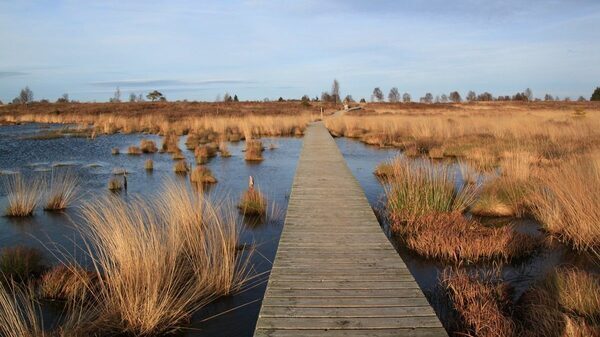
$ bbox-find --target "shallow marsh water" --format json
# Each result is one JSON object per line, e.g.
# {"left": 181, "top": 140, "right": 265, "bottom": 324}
{"left": 0, "top": 123, "right": 301, "bottom": 337}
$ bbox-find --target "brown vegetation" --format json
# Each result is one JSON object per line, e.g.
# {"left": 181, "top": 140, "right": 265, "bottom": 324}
{"left": 144, "top": 159, "right": 153, "bottom": 171}
{"left": 41, "top": 264, "right": 96, "bottom": 302}
{"left": 44, "top": 170, "right": 79, "bottom": 211}
{"left": 107, "top": 177, "right": 122, "bottom": 191}
{"left": 238, "top": 187, "right": 267, "bottom": 216}
{"left": 190, "top": 166, "right": 217, "bottom": 184}
{"left": 0, "top": 246, "right": 45, "bottom": 282}
{"left": 140, "top": 139, "right": 158, "bottom": 153}
{"left": 174, "top": 160, "right": 189, "bottom": 174}
{"left": 2, "top": 174, "right": 43, "bottom": 216}
{"left": 244, "top": 140, "right": 264, "bottom": 161}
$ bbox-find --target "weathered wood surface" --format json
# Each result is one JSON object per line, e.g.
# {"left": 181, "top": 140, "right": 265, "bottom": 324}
{"left": 254, "top": 122, "right": 447, "bottom": 336}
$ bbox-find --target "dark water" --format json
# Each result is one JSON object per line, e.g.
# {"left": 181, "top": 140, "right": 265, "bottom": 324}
{"left": 0, "top": 123, "right": 301, "bottom": 337}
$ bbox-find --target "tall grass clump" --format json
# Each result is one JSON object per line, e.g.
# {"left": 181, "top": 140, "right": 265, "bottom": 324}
{"left": 140, "top": 139, "right": 158, "bottom": 153}
{"left": 385, "top": 158, "right": 478, "bottom": 225}
{"left": 40, "top": 264, "right": 96, "bottom": 302}
{"left": 528, "top": 156, "right": 600, "bottom": 255}
{"left": 3, "top": 174, "right": 43, "bottom": 217}
{"left": 127, "top": 146, "right": 142, "bottom": 155}
{"left": 107, "top": 177, "right": 122, "bottom": 191}
{"left": 0, "top": 281, "right": 44, "bottom": 337}
{"left": 238, "top": 187, "right": 267, "bottom": 216}
{"left": 0, "top": 246, "right": 45, "bottom": 283}
{"left": 174, "top": 160, "right": 189, "bottom": 174}
{"left": 44, "top": 170, "right": 79, "bottom": 211}
{"left": 161, "top": 133, "right": 180, "bottom": 153}
{"left": 190, "top": 166, "right": 217, "bottom": 184}
{"left": 78, "top": 180, "right": 251, "bottom": 335}
{"left": 145, "top": 159, "right": 153, "bottom": 171}
{"left": 244, "top": 140, "right": 264, "bottom": 161}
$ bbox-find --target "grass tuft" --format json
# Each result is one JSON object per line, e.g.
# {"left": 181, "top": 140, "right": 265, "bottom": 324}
{"left": 44, "top": 170, "right": 79, "bottom": 211}
{"left": 140, "top": 139, "right": 158, "bottom": 153}
{"left": 174, "top": 160, "right": 189, "bottom": 174}
{"left": 3, "top": 174, "right": 43, "bottom": 217}
{"left": 190, "top": 166, "right": 217, "bottom": 184}
{"left": 107, "top": 177, "right": 122, "bottom": 191}
{"left": 144, "top": 159, "right": 153, "bottom": 171}
{"left": 238, "top": 187, "right": 267, "bottom": 216}
{"left": 244, "top": 140, "right": 264, "bottom": 161}
{"left": 127, "top": 146, "right": 142, "bottom": 155}
{"left": 41, "top": 264, "right": 97, "bottom": 302}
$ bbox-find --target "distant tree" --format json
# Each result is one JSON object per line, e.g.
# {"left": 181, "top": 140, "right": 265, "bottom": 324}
{"left": 19, "top": 86, "right": 33, "bottom": 104}
{"left": 544, "top": 94, "right": 554, "bottom": 101}
{"left": 11, "top": 97, "right": 21, "bottom": 104}
{"left": 301, "top": 95, "right": 310, "bottom": 102}
{"left": 420, "top": 93, "right": 433, "bottom": 103}
{"left": 524, "top": 88, "right": 533, "bottom": 101}
{"left": 477, "top": 92, "right": 493, "bottom": 101}
{"left": 331, "top": 79, "right": 340, "bottom": 104}
{"left": 360, "top": 98, "right": 366, "bottom": 103}
{"left": 440, "top": 94, "right": 449, "bottom": 103}
{"left": 577, "top": 96, "right": 586, "bottom": 102}
{"left": 129, "top": 93, "right": 137, "bottom": 102}
{"left": 138, "top": 93, "right": 144, "bottom": 102}
{"left": 57, "top": 93, "right": 69, "bottom": 103}
{"left": 591, "top": 87, "right": 600, "bottom": 101}
{"left": 402, "top": 92, "right": 411, "bottom": 103}
{"left": 263, "top": 97, "right": 270, "bottom": 102}
{"left": 314, "top": 96, "right": 319, "bottom": 101}
{"left": 109, "top": 87, "right": 121, "bottom": 103}
{"left": 233, "top": 94, "right": 239, "bottom": 102}
{"left": 563, "top": 97, "right": 571, "bottom": 102}
{"left": 40, "top": 99, "right": 49, "bottom": 103}
{"left": 146, "top": 90, "right": 164, "bottom": 102}
{"left": 215, "top": 94, "right": 222, "bottom": 102}
{"left": 0, "top": 99, "right": 3, "bottom": 105}
{"left": 321, "top": 92, "right": 331, "bottom": 102}
{"left": 223, "top": 93, "right": 232, "bottom": 102}
{"left": 343, "top": 95, "right": 354, "bottom": 103}
{"left": 388, "top": 87, "right": 400, "bottom": 103}
{"left": 466, "top": 91, "right": 476, "bottom": 102}
{"left": 449, "top": 91, "right": 461, "bottom": 103}
{"left": 372, "top": 87, "right": 384, "bottom": 102}
{"left": 159, "top": 96, "right": 167, "bottom": 102}
{"left": 278, "top": 97, "right": 284, "bottom": 102}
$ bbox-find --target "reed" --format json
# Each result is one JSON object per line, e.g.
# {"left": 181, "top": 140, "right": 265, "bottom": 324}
{"left": 3, "top": 173, "right": 43, "bottom": 217}
{"left": 161, "top": 133, "right": 180, "bottom": 153}
{"left": 144, "top": 159, "right": 153, "bottom": 171}
{"left": 44, "top": 170, "right": 79, "bottom": 211}
{"left": 238, "top": 187, "right": 267, "bottom": 216}
{"left": 384, "top": 158, "right": 478, "bottom": 225}
{"left": 190, "top": 166, "right": 217, "bottom": 184}
{"left": 528, "top": 155, "right": 600, "bottom": 255}
{"left": 244, "top": 140, "right": 264, "bottom": 161}
{"left": 219, "top": 142, "right": 231, "bottom": 157}
{"left": 107, "top": 177, "right": 122, "bottom": 191}
{"left": 78, "top": 180, "right": 251, "bottom": 335}
{"left": 127, "top": 146, "right": 142, "bottom": 155}
{"left": 470, "top": 176, "right": 531, "bottom": 217}
{"left": 174, "top": 160, "right": 189, "bottom": 174}
{"left": 0, "top": 246, "right": 45, "bottom": 283}
{"left": 40, "top": 264, "right": 96, "bottom": 302}
{"left": 140, "top": 139, "right": 158, "bottom": 153}
{"left": 0, "top": 281, "right": 44, "bottom": 337}
{"left": 397, "top": 212, "right": 542, "bottom": 263}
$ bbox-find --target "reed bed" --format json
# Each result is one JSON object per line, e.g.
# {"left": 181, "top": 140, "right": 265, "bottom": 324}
{"left": 384, "top": 158, "right": 478, "bottom": 224}
{"left": 44, "top": 170, "right": 79, "bottom": 211}
{"left": 190, "top": 165, "right": 217, "bottom": 184}
{"left": 0, "top": 281, "right": 44, "bottom": 337}
{"left": 244, "top": 140, "right": 264, "bottom": 161}
{"left": 239, "top": 187, "right": 267, "bottom": 216}
{"left": 528, "top": 155, "right": 600, "bottom": 255}
{"left": 3, "top": 173, "right": 43, "bottom": 216}
{"left": 78, "top": 180, "right": 251, "bottom": 335}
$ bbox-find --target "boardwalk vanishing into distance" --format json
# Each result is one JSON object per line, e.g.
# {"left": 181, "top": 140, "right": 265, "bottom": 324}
{"left": 254, "top": 122, "right": 447, "bottom": 337}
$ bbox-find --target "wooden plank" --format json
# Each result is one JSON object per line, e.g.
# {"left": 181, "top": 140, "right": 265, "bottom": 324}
{"left": 254, "top": 122, "right": 447, "bottom": 337}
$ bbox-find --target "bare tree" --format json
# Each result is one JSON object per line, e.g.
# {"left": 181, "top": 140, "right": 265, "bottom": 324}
{"left": 420, "top": 93, "right": 433, "bottom": 103}
{"left": 109, "top": 87, "right": 121, "bottom": 103}
{"left": 402, "top": 92, "right": 411, "bottom": 103}
{"left": 524, "top": 88, "right": 533, "bottom": 101}
{"left": 577, "top": 96, "right": 586, "bottom": 102}
{"left": 331, "top": 79, "right": 340, "bottom": 104}
{"left": 138, "top": 93, "right": 144, "bottom": 102}
{"left": 321, "top": 92, "right": 332, "bottom": 102}
{"left": 449, "top": 91, "right": 462, "bottom": 103}
{"left": 466, "top": 91, "right": 476, "bottom": 102}
{"left": 56, "top": 93, "right": 69, "bottom": 103}
{"left": 388, "top": 87, "right": 400, "bottom": 103}
{"left": 223, "top": 92, "right": 232, "bottom": 102}
{"left": 129, "top": 93, "right": 137, "bottom": 102}
{"left": 477, "top": 92, "right": 493, "bottom": 101}
{"left": 440, "top": 94, "right": 449, "bottom": 103}
{"left": 343, "top": 95, "right": 354, "bottom": 103}
{"left": 372, "top": 87, "right": 384, "bottom": 102}
{"left": 544, "top": 94, "right": 554, "bottom": 101}
{"left": 19, "top": 86, "right": 33, "bottom": 104}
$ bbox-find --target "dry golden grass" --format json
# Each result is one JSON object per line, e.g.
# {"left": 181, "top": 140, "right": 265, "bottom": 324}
{"left": 384, "top": 157, "right": 478, "bottom": 224}
{"left": 528, "top": 155, "right": 600, "bottom": 255}
{"left": 245, "top": 140, "right": 264, "bottom": 161}
{"left": 2, "top": 174, "right": 43, "bottom": 216}
{"left": 107, "top": 177, "right": 122, "bottom": 191}
{"left": 396, "top": 212, "right": 542, "bottom": 263}
{"left": 144, "top": 159, "right": 153, "bottom": 171}
{"left": 161, "top": 133, "right": 180, "bottom": 153}
{"left": 111, "top": 147, "right": 119, "bottom": 155}
{"left": 517, "top": 268, "right": 600, "bottom": 337}
{"left": 0, "top": 281, "right": 44, "bottom": 337}
{"left": 140, "top": 139, "right": 158, "bottom": 153}
{"left": 44, "top": 170, "right": 79, "bottom": 211}
{"left": 78, "top": 180, "right": 251, "bottom": 335}
{"left": 219, "top": 142, "right": 231, "bottom": 157}
{"left": 470, "top": 176, "right": 532, "bottom": 217}
{"left": 190, "top": 165, "right": 217, "bottom": 184}
{"left": 238, "top": 187, "right": 267, "bottom": 216}
{"left": 442, "top": 268, "right": 516, "bottom": 337}
{"left": 173, "top": 160, "right": 189, "bottom": 174}
{"left": 41, "top": 264, "right": 96, "bottom": 302}
{"left": 127, "top": 146, "right": 142, "bottom": 155}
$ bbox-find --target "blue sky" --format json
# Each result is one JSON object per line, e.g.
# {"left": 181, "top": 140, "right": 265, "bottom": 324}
{"left": 1, "top": 0, "right": 599, "bottom": 102}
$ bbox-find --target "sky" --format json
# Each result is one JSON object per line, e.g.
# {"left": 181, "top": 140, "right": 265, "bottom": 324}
{"left": 1, "top": 0, "right": 599, "bottom": 102}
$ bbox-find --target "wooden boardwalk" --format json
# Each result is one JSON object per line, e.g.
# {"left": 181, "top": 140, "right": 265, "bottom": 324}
{"left": 254, "top": 122, "right": 447, "bottom": 337}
